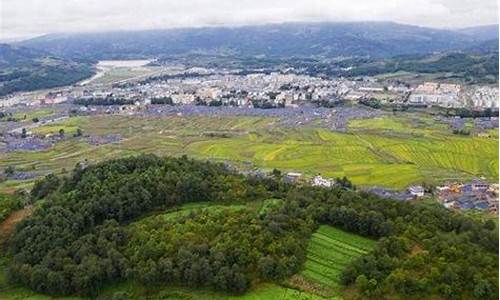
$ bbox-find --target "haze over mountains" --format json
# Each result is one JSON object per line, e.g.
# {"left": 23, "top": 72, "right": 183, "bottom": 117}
{"left": 17, "top": 22, "right": 499, "bottom": 60}
{"left": 457, "top": 24, "right": 499, "bottom": 41}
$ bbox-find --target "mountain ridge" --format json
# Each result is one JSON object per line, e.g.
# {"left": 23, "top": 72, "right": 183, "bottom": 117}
{"left": 17, "top": 21, "right": 495, "bottom": 60}
{"left": 456, "top": 24, "right": 499, "bottom": 41}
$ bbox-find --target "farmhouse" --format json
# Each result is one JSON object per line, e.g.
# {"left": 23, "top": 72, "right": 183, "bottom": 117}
{"left": 408, "top": 185, "right": 425, "bottom": 197}
{"left": 471, "top": 179, "right": 489, "bottom": 191}
{"left": 311, "top": 175, "right": 335, "bottom": 187}
{"left": 284, "top": 172, "right": 302, "bottom": 183}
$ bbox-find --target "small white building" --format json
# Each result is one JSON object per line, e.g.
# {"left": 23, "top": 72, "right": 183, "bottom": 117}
{"left": 408, "top": 186, "right": 425, "bottom": 197}
{"left": 312, "top": 175, "right": 335, "bottom": 187}
{"left": 285, "top": 172, "right": 302, "bottom": 183}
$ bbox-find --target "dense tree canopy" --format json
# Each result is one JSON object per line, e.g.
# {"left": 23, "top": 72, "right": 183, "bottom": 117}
{"left": 6, "top": 155, "right": 498, "bottom": 299}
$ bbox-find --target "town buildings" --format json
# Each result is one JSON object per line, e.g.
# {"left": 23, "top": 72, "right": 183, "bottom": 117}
{"left": 408, "top": 82, "right": 463, "bottom": 107}
{"left": 1, "top": 67, "right": 498, "bottom": 111}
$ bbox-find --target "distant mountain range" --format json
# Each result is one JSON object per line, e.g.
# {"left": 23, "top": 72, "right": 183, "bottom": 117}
{"left": 17, "top": 22, "right": 499, "bottom": 60}
{"left": 1, "top": 22, "right": 497, "bottom": 97}
{"left": 457, "top": 24, "right": 499, "bottom": 41}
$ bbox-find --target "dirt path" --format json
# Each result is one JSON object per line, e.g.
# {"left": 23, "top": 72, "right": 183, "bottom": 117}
{"left": 0, "top": 205, "right": 33, "bottom": 242}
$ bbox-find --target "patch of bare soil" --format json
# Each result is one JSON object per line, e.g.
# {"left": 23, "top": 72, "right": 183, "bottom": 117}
{"left": 0, "top": 205, "right": 33, "bottom": 242}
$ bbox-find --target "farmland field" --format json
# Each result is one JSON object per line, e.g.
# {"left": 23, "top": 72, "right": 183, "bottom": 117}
{"left": 298, "top": 225, "right": 376, "bottom": 296}
{"left": 0, "top": 112, "right": 498, "bottom": 193}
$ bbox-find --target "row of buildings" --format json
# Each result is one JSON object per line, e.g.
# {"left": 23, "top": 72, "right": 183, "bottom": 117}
{"left": 408, "top": 82, "right": 499, "bottom": 108}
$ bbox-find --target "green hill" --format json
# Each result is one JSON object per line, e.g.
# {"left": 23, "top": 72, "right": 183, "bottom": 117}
{"left": 1, "top": 155, "right": 497, "bottom": 299}
{"left": 0, "top": 44, "right": 94, "bottom": 96}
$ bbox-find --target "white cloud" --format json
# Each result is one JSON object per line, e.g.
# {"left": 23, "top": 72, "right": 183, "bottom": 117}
{"left": 0, "top": 0, "right": 498, "bottom": 40}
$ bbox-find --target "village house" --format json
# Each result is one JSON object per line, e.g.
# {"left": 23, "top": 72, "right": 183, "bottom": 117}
{"left": 311, "top": 175, "right": 335, "bottom": 187}
{"left": 284, "top": 172, "right": 302, "bottom": 183}
{"left": 408, "top": 185, "right": 425, "bottom": 197}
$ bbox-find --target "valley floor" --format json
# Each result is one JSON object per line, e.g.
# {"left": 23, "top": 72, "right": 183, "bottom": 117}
{"left": 0, "top": 110, "right": 497, "bottom": 193}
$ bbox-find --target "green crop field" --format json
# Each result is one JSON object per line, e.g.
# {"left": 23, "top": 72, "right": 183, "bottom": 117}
{"left": 299, "top": 225, "right": 376, "bottom": 294}
{"left": 12, "top": 108, "right": 59, "bottom": 121}
{"left": 0, "top": 112, "right": 498, "bottom": 194}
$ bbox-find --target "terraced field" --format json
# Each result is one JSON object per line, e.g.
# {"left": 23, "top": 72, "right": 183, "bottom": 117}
{"left": 300, "top": 226, "right": 376, "bottom": 292}
{"left": 0, "top": 113, "right": 497, "bottom": 193}
{"left": 185, "top": 124, "right": 498, "bottom": 188}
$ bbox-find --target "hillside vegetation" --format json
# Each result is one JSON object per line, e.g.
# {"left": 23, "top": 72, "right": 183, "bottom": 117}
{"left": 327, "top": 52, "right": 499, "bottom": 84}
{"left": 0, "top": 44, "right": 94, "bottom": 96}
{"left": 2, "top": 155, "right": 498, "bottom": 299}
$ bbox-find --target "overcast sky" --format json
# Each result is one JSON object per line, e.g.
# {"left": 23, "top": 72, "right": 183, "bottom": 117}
{"left": 0, "top": 0, "right": 498, "bottom": 40}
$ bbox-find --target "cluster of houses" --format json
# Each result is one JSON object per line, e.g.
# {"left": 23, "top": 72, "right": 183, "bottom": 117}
{"left": 366, "top": 180, "right": 498, "bottom": 214}
{"left": 311, "top": 175, "right": 336, "bottom": 187}
{"left": 436, "top": 179, "right": 499, "bottom": 213}
{"left": 302, "top": 173, "right": 499, "bottom": 214}
{"left": 282, "top": 173, "right": 335, "bottom": 187}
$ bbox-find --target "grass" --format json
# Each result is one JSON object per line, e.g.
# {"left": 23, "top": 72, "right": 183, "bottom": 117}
{"left": 31, "top": 116, "right": 85, "bottom": 136}
{"left": 148, "top": 201, "right": 249, "bottom": 222}
{"left": 94, "top": 281, "right": 326, "bottom": 300}
{"left": 12, "top": 108, "right": 58, "bottom": 121}
{"left": 297, "top": 225, "right": 376, "bottom": 295}
{"left": 0, "top": 112, "right": 497, "bottom": 194}
{"left": 0, "top": 273, "right": 323, "bottom": 300}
